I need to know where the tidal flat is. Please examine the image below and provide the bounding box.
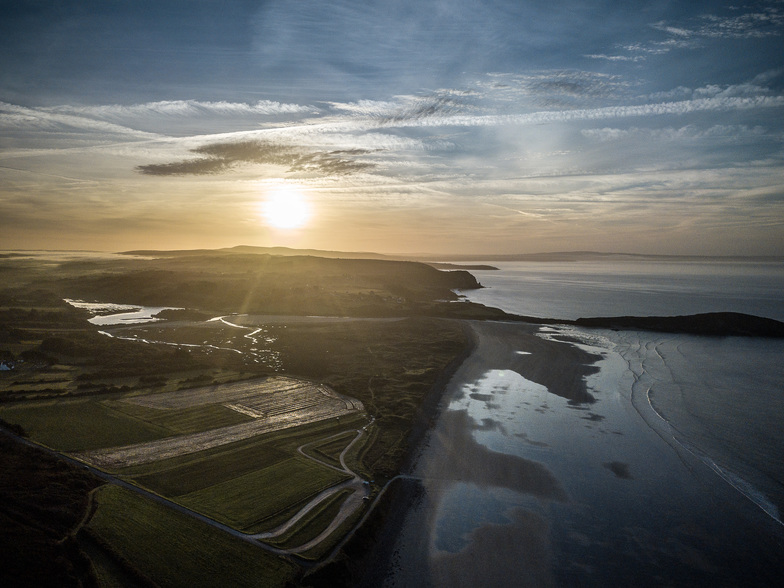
[376,320,784,587]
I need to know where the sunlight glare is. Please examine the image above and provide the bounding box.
[261,186,311,229]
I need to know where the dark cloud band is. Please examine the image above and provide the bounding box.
[137,140,374,176]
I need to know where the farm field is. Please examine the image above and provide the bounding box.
[76,377,364,469]
[2,371,373,550]
[177,456,351,532]
[0,250,474,585]
[85,485,299,588]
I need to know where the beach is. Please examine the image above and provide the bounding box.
[370,319,784,587]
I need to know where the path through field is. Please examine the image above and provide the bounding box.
[252,421,374,552]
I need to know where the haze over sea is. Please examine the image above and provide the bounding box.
[460,259,784,321]
[380,260,784,587]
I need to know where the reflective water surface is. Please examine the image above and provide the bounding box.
[379,321,784,587]
[460,260,784,321]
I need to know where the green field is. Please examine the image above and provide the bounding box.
[106,400,253,435]
[0,399,170,451]
[268,488,354,551]
[85,485,298,588]
[303,431,357,469]
[177,456,351,533]
[124,412,368,492]
[133,439,292,496]
[0,397,253,452]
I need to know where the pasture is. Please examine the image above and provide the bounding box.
[85,485,298,588]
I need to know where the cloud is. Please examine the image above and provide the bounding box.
[134,158,232,176]
[646,73,781,102]
[0,102,160,139]
[48,100,317,119]
[581,124,770,143]
[327,100,401,117]
[482,71,631,102]
[584,53,645,62]
[596,4,784,62]
[696,7,784,39]
[374,95,784,129]
[136,140,374,176]
[650,23,693,38]
[650,5,784,41]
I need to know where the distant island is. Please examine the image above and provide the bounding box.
[571,312,784,338]
[121,245,784,265]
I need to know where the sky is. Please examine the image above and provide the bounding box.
[1,0,783,256]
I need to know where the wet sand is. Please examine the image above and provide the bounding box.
[368,320,784,587]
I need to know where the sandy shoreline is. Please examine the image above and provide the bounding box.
[356,319,603,586]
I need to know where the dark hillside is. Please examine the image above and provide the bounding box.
[50,254,481,316]
[574,312,784,338]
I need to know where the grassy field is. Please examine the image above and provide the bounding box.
[177,456,351,533]
[107,400,253,435]
[0,432,104,587]
[267,489,354,550]
[295,491,369,561]
[0,399,170,451]
[303,431,358,469]
[0,397,255,452]
[85,485,299,588]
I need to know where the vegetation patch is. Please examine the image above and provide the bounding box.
[106,400,253,435]
[0,400,170,452]
[302,431,357,469]
[266,489,354,550]
[132,441,291,496]
[177,456,351,533]
[0,431,104,587]
[86,485,298,588]
[295,492,369,562]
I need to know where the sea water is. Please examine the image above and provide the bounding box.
[459,259,784,321]
[380,260,784,587]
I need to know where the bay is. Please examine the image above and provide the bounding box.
[458,260,784,321]
[376,260,784,587]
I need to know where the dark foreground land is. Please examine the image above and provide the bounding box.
[2,249,783,587]
[0,250,488,587]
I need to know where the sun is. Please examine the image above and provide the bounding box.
[261,186,311,229]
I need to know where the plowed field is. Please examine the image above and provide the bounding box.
[77,377,364,469]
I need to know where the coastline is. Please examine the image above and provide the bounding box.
[303,318,479,586]
[364,318,784,587]
[341,319,603,586]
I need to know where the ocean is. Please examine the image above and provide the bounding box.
[378,260,784,587]
[459,259,784,321]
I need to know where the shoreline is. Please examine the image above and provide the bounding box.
[358,318,784,587]
[324,318,604,586]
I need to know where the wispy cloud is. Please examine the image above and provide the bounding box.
[137,140,374,176]
[49,100,318,119]
[654,5,784,40]
[372,95,784,130]
[584,54,644,62]
[581,124,771,143]
[0,102,160,139]
[593,3,784,62]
